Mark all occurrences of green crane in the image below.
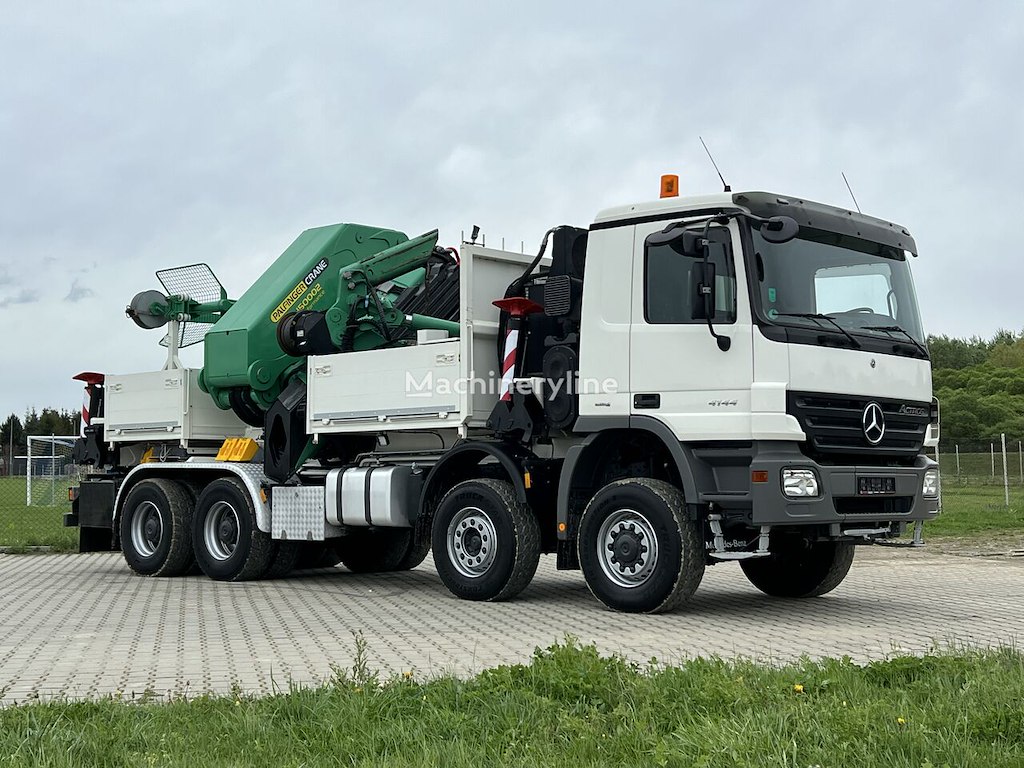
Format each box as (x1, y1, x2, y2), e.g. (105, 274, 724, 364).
(128, 222, 460, 436)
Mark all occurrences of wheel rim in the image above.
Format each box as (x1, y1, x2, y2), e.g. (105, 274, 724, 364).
(130, 500, 164, 558)
(447, 506, 497, 578)
(204, 500, 241, 561)
(596, 508, 659, 588)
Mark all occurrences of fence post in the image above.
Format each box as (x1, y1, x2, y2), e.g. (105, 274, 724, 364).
(1002, 433, 1010, 507)
(956, 444, 960, 475)
(49, 436, 56, 507)
(992, 443, 996, 478)
(1019, 440, 1022, 484)
(26, 435, 32, 505)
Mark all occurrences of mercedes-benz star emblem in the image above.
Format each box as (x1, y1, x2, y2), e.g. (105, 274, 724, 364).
(862, 402, 885, 445)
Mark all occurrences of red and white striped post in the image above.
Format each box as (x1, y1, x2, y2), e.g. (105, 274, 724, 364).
(72, 372, 105, 436)
(492, 298, 543, 401)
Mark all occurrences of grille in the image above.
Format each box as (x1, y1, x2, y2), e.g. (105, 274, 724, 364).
(788, 391, 930, 461)
(835, 496, 913, 515)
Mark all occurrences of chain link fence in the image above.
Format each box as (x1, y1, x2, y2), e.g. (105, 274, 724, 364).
(936, 436, 1024, 509)
(0, 435, 80, 550)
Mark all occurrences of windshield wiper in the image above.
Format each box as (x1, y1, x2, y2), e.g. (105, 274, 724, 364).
(774, 313, 862, 349)
(860, 325, 928, 357)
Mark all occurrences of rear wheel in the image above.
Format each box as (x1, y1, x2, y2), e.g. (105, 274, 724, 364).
(294, 541, 343, 570)
(577, 478, 704, 613)
(395, 531, 431, 571)
(740, 538, 855, 598)
(335, 528, 415, 573)
(264, 541, 301, 579)
(120, 479, 194, 577)
(192, 477, 274, 581)
(431, 478, 540, 602)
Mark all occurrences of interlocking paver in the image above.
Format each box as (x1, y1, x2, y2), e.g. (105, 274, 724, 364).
(1, 549, 1021, 704)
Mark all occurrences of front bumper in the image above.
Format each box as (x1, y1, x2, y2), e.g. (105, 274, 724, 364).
(749, 443, 939, 527)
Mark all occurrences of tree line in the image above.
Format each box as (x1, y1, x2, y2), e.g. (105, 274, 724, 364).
(929, 330, 1024, 443)
(0, 409, 80, 475)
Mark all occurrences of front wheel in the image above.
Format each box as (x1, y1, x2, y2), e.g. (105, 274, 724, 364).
(740, 538, 855, 597)
(578, 478, 704, 614)
(192, 477, 274, 581)
(431, 478, 540, 602)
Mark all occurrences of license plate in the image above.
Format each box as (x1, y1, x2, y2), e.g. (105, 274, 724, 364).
(858, 476, 895, 495)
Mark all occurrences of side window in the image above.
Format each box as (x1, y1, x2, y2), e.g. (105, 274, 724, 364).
(644, 228, 736, 324)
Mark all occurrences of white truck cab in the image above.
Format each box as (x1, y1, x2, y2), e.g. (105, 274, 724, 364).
(573, 191, 936, 527)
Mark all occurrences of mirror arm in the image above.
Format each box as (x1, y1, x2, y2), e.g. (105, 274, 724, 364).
(699, 279, 731, 352)
(698, 216, 732, 352)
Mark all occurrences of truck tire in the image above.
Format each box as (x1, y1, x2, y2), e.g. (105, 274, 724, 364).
(431, 478, 540, 602)
(177, 480, 203, 575)
(740, 539, 855, 598)
(577, 478, 704, 614)
(119, 479, 194, 577)
(192, 477, 274, 581)
(294, 541, 342, 570)
(264, 541, 301, 579)
(335, 529, 415, 573)
(395, 532, 431, 571)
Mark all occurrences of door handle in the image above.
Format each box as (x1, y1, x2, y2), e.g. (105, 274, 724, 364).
(634, 393, 661, 409)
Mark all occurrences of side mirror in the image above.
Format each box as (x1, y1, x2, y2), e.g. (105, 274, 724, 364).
(759, 216, 799, 244)
(691, 261, 715, 320)
(694, 257, 731, 350)
(646, 227, 705, 257)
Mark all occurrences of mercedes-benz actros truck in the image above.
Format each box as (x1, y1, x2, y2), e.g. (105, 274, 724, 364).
(67, 180, 940, 613)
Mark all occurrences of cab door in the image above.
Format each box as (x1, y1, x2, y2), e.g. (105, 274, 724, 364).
(628, 219, 754, 440)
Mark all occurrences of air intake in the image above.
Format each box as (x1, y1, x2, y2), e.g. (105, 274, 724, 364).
(544, 275, 580, 317)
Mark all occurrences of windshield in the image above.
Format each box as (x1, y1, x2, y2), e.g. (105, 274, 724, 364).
(749, 225, 925, 344)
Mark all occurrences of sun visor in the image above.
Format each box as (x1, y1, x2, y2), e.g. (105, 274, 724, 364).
(733, 191, 917, 256)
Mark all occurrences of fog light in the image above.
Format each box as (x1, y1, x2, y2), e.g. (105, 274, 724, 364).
(782, 468, 820, 498)
(923, 468, 940, 498)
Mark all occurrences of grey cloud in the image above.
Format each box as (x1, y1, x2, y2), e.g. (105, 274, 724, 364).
(0, 0, 1021, 413)
(65, 279, 94, 303)
(0, 288, 40, 308)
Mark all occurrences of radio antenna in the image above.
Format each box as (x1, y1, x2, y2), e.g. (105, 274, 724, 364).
(841, 171, 862, 213)
(699, 136, 731, 192)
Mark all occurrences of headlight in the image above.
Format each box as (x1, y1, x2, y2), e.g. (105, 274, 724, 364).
(782, 468, 820, 498)
(923, 468, 940, 498)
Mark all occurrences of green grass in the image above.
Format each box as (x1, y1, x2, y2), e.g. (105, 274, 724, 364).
(929, 482, 1024, 538)
(1, 639, 1022, 767)
(0, 477, 77, 552)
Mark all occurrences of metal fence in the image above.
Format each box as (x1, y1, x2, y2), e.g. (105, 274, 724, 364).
(0, 435, 80, 549)
(935, 436, 1024, 509)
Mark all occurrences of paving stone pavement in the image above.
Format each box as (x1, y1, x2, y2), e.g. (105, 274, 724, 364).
(1, 548, 1021, 705)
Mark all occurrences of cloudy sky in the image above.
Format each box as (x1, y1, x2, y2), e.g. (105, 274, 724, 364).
(1, 1, 1020, 416)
